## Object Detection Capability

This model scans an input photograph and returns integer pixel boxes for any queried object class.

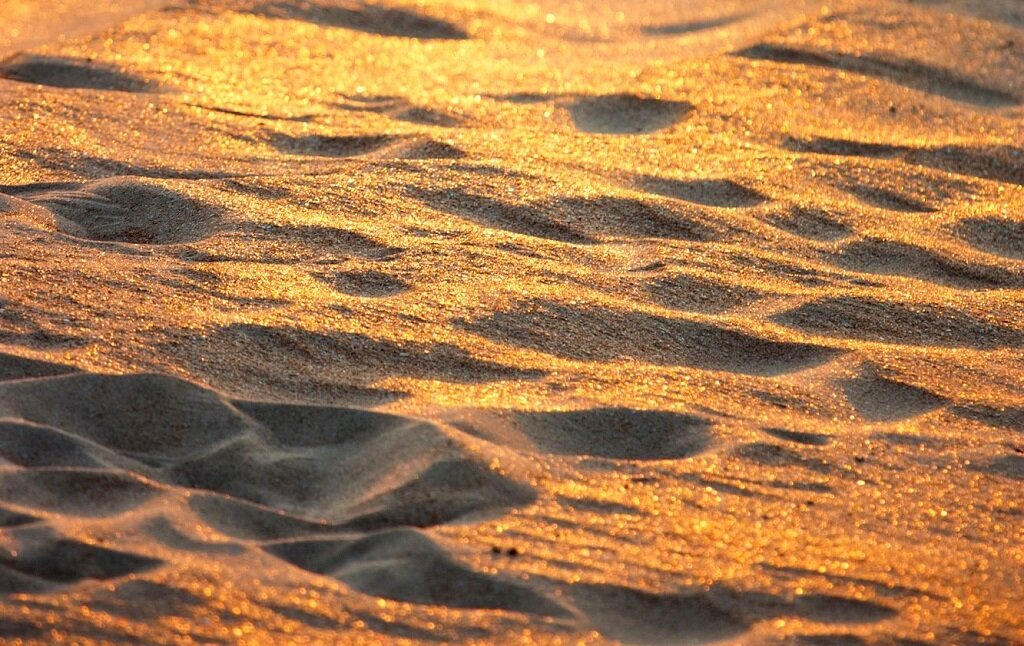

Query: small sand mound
[567,94,693,134]
[449,408,713,460]
[0,54,155,92]
[0,419,121,469]
[0,372,250,457]
[21,178,222,244]
[830,238,1022,289]
[737,44,1018,107]
[0,469,159,517]
[204,322,541,384]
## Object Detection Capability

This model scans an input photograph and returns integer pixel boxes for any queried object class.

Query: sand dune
[0,0,1022,642]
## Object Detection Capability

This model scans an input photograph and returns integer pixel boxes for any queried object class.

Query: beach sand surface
[0,0,1022,643]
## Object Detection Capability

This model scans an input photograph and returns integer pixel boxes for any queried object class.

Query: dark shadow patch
[0,506,38,528]
[773,297,1024,348]
[0,352,77,381]
[314,270,410,297]
[392,107,465,128]
[830,238,1022,289]
[635,176,768,208]
[568,583,749,645]
[412,190,722,243]
[268,132,401,157]
[788,594,898,624]
[551,196,719,241]
[253,1,468,39]
[0,54,156,92]
[489,92,568,104]
[209,322,542,383]
[449,408,712,460]
[953,405,1024,432]
[767,205,852,241]
[398,139,466,160]
[0,528,161,591]
[410,188,591,243]
[763,428,832,446]
[837,183,935,213]
[10,178,223,244]
[644,272,761,313]
[787,137,1024,186]
[955,217,1024,260]
[972,455,1024,481]
[461,300,840,376]
[737,45,1017,107]
[266,529,570,616]
[841,366,946,421]
[643,14,746,36]
[556,495,640,516]
[249,223,403,259]
[732,442,834,474]
[567,95,693,135]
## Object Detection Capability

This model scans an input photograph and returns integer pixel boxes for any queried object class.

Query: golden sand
[0,0,1021,643]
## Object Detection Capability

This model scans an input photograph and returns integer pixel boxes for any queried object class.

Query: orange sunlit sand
[0,0,1021,643]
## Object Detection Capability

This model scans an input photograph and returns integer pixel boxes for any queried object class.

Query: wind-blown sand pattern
[0,0,1022,643]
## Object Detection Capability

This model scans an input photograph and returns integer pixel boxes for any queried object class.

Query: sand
[0,0,1022,643]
